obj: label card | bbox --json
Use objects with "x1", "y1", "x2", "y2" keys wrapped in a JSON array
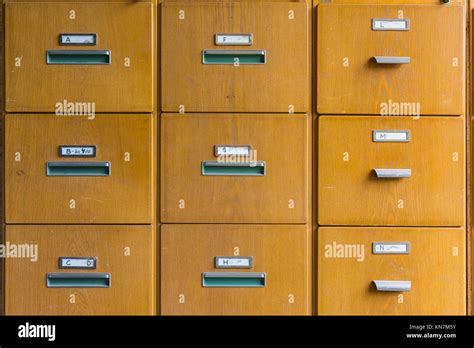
[
  {"x1": 59, "y1": 34, "x2": 97, "y2": 46},
  {"x1": 215, "y1": 257, "x2": 253, "y2": 269},
  {"x1": 59, "y1": 146, "x2": 96, "y2": 157},
  {"x1": 215, "y1": 34, "x2": 253, "y2": 46},
  {"x1": 372, "y1": 19, "x2": 410, "y2": 31},
  {"x1": 373, "y1": 242, "x2": 410, "y2": 255},
  {"x1": 59, "y1": 257, "x2": 97, "y2": 269},
  {"x1": 214, "y1": 145, "x2": 251, "y2": 157},
  {"x1": 373, "y1": 130, "x2": 410, "y2": 143}
]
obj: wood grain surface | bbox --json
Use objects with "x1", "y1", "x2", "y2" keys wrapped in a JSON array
[
  {"x1": 318, "y1": 226, "x2": 466, "y2": 315},
  {"x1": 161, "y1": 113, "x2": 310, "y2": 223},
  {"x1": 319, "y1": 115, "x2": 466, "y2": 226},
  {"x1": 317, "y1": 3, "x2": 465, "y2": 115},
  {"x1": 5, "y1": 1, "x2": 154, "y2": 112},
  {"x1": 161, "y1": 1, "x2": 309, "y2": 112},
  {"x1": 5, "y1": 224, "x2": 156, "y2": 315},
  {"x1": 5, "y1": 114, "x2": 154, "y2": 224},
  {"x1": 161, "y1": 224, "x2": 311, "y2": 315}
]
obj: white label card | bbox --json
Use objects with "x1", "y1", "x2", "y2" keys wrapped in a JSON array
[
  {"x1": 59, "y1": 34, "x2": 97, "y2": 45},
  {"x1": 215, "y1": 145, "x2": 251, "y2": 157},
  {"x1": 59, "y1": 146, "x2": 96, "y2": 157},
  {"x1": 372, "y1": 19, "x2": 409, "y2": 31},
  {"x1": 59, "y1": 257, "x2": 96, "y2": 269},
  {"x1": 215, "y1": 257, "x2": 253, "y2": 269},
  {"x1": 373, "y1": 243, "x2": 410, "y2": 254},
  {"x1": 373, "y1": 131, "x2": 410, "y2": 142},
  {"x1": 215, "y1": 34, "x2": 253, "y2": 46}
]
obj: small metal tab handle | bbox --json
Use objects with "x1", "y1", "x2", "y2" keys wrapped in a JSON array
[
  {"x1": 373, "y1": 280, "x2": 411, "y2": 292},
  {"x1": 374, "y1": 168, "x2": 411, "y2": 178},
  {"x1": 202, "y1": 161, "x2": 266, "y2": 176},
  {"x1": 47, "y1": 273, "x2": 111, "y2": 288},
  {"x1": 202, "y1": 272, "x2": 266, "y2": 288},
  {"x1": 373, "y1": 56, "x2": 410, "y2": 64}
]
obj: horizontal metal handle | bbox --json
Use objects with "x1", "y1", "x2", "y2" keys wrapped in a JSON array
[
  {"x1": 46, "y1": 50, "x2": 111, "y2": 65},
  {"x1": 373, "y1": 280, "x2": 411, "y2": 292},
  {"x1": 202, "y1": 161, "x2": 266, "y2": 176},
  {"x1": 374, "y1": 168, "x2": 411, "y2": 178},
  {"x1": 202, "y1": 50, "x2": 266, "y2": 65},
  {"x1": 46, "y1": 162, "x2": 111, "y2": 176},
  {"x1": 373, "y1": 56, "x2": 410, "y2": 64},
  {"x1": 47, "y1": 273, "x2": 111, "y2": 288},
  {"x1": 202, "y1": 272, "x2": 266, "y2": 288}
]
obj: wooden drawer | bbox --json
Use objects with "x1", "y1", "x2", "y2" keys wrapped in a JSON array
[
  {"x1": 5, "y1": 114, "x2": 153, "y2": 224},
  {"x1": 161, "y1": 114, "x2": 309, "y2": 223},
  {"x1": 161, "y1": 224, "x2": 311, "y2": 315},
  {"x1": 319, "y1": 116, "x2": 465, "y2": 226},
  {"x1": 317, "y1": 3, "x2": 464, "y2": 115},
  {"x1": 318, "y1": 227, "x2": 466, "y2": 315},
  {"x1": 5, "y1": 225, "x2": 155, "y2": 315},
  {"x1": 161, "y1": 1, "x2": 309, "y2": 112},
  {"x1": 5, "y1": 1, "x2": 154, "y2": 112}
]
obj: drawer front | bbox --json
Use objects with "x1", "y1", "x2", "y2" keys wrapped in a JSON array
[
  {"x1": 161, "y1": 114, "x2": 309, "y2": 223},
  {"x1": 317, "y1": 4, "x2": 464, "y2": 115},
  {"x1": 5, "y1": 1, "x2": 154, "y2": 112},
  {"x1": 318, "y1": 227, "x2": 466, "y2": 315},
  {"x1": 161, "y1": 224, "x2": 310, "y2": 315},
  {"x1": 319, "y1": 116, "x2": 465, "y2": 226},
  {"x1": 5, "y1": 225, "x2": 155, "y2": 315},
  {"x1": 161, "y1": 2, "x2": 309, "y2": 112},
  {"x1": 5, "y1": 114, "x2": 153, "y2": 224}
]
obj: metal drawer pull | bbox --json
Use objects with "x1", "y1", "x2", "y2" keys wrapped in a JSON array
[
  {"x1": 373, "y1": 56, "x2": 410, "y2": 64},
  {"x1": 47, "y1": 273, "x2": 111, "y2": 288},
  {"x1": 373, "y1": 280, "x2": 411, "y2": 292},
  {"x1": 202, "y1": 50, "x2": 266, "y2": 65},
  {"x1": 47, "y1": 162, "x2": 111, "y2": 177},
  {"x1": 374, "y1": 168, "x2": 411, "y2": 178},
  {"x1": 202, "y1": 272, "x2": 266, "y2": 288},
  {"x1": 202, "y1": 161, "x2": 266, "y2": 176},
  {"x1": 47, "y1": 50, "x2": 111, "y2": 65}
]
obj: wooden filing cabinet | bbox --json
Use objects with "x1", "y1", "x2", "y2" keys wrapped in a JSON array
[
  {"x1": 161, "y1": 114, "x2": 309, "y2": 223},
  {"x1": 317, "y1": 3, "x2": 465, "y2": 115},
  {"x1": 316, "y1": 0, "x2": 467, "y2": 317},
  {"x1": 5, "y1": 225, "x2": 155, "y2": 315},
  {"x1": 161, "y1": 1, "x2": 309, "y2": 112},
  {"x1": 318, "y1": 116, "x2": 465, "y2": 226},
  {"x1": 5, "y1": 0, "x2": 154, "y2": 112},
  {"x1": 1, "y1": 0, "x2": 158, "y2": 317},
  {"x1": 161, "y1": 224, "x2": 311, "y2": 315},
  {"x1": 318, "y1": 227, "x2": 466, "y2": 315},
  {"x1": 5, "y1": 114, "x2": 154, "y2": 224}
]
